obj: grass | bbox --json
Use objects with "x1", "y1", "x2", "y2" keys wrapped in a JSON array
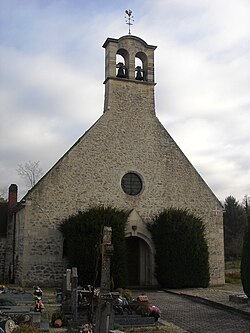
[
  {"x1": 225, "y1": 260, "x2": 242, "y2": 286},
  {"x1": 225, "y1": 260, "x2": 241, "y2": 270},
  {"x1": 225, "y1": 271, "x2": 242, "y2": 285}
]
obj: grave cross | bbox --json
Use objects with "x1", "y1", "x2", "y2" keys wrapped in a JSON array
[
  {"x1": 95, "y1": 226, "x2": 114, "y2": 333},
  {"x1": 100, "y1": 226, "x2": 114, "y2": 293}
]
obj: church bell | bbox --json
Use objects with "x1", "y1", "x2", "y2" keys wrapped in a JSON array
[
  {"x1": 135, "y1": 66, "x2": 144, "y2": 81},
  {"x1": 116, "y1": 62, "x2": 127, "y2": 78}
]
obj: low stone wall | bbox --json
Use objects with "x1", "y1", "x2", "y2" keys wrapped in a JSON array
[{"x1": 229, "y1": 294, "x2": 248, "y2": 304}]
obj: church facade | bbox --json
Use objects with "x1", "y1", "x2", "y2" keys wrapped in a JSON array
[{"x1": 3, "y1": 34, "x2": 225, "y2": 287}]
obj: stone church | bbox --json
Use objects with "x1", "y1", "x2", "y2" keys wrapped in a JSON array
[{"x1": 2, "y1": 33, "x2": 225, "y2": 287}]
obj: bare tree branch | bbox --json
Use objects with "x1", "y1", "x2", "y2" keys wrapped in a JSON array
[
  {"x1": 242, "y1": 195, "x2": 250, "y2": 216},
  {"x1": 17, "y1": 161, "x2": 43, "y2": 187},
  {"x1": 0, "y1": 188, "x2": 7, "y2": 202}
]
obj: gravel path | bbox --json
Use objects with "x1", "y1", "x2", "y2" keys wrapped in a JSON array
[{"x1": 140, "y1": 289, "x2": 250, "y2": 333}]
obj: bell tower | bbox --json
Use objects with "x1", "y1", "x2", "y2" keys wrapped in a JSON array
[{"x1": 102, "y1": 35, "x2": 157, "y2": 115}]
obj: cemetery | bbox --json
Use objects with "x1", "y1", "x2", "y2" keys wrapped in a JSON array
[
  {"x1": 1, "y1": 226, "x2": 249, "y2": 332},
  {"x1": 0, "y1": 227, "x2": 163, "y2": 333}
]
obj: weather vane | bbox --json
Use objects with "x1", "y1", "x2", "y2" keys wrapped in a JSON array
[{"x1": 125, "y1": 9, "x2": 134, "y2": 35}]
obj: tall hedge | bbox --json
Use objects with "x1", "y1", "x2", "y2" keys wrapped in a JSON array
[
  {"x1": 148, "y1": 208, "x2": 210, "y2": 288},
  {"x1": 59, "y1": 206, "x2": 128, "y2": 288},
  {"x1": 241, "y1": 219, "x2": 250, "y2": 298}
]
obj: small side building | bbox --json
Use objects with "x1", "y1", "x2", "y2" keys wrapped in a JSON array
[
  {"x1": 0, "y1": 201, "x2": 8, "y2": 282},
  {"x1": 0, "y1": 184, "x2": 18, "y2": 283}
]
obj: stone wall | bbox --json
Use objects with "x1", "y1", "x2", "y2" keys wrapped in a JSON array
[{"x1": 11, "y1": 78, "x2": 224, "y2": 286}]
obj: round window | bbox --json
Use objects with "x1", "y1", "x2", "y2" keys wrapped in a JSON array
[{"x1": 121, "y1": 172, "x2": 142, "y2": 196}]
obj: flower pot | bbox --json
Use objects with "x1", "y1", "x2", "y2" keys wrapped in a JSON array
[{"x1": 54, "y1": 319, "x2": 62, "y2": 328}]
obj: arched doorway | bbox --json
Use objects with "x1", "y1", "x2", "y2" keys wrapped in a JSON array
[{"x1": 126, "y1": 236, "x2": 151, "y2": 287}]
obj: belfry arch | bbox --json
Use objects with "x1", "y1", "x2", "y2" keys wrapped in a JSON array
[
  {"x1": 116, "y1": 49, "x2": 129, "y2": 78},
  {"x1": 135, "y1": 52, "x2": 148, "y2": 81},
  {"x1": 103, "y1": 35, "x2": 156, "y2": 83}
]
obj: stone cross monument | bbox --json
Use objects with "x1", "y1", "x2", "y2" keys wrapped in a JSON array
[{"x1": 95, "y1": 226, "x2": 114, "y2": 333}]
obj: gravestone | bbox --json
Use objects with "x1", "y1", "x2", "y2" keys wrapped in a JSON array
[
  {"x1": 66, "y1": 268, "x2": 72, "y2": 291},
  {"x1": 95, "y1": 226, "x2": 114, "y2": 333},
  {"x1": 71, "y1": 267, "x2": 78, "y2": 322},
  {"x1": 61, "y1": 267, "x2": 80, "y2": 321}
]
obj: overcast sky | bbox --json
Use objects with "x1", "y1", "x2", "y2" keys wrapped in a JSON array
[{"x1": 0, "y1": 0, "x2": 249, "y2": 203}]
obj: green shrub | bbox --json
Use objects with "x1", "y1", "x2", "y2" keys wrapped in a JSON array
[
  {"x1": 148, "y1": 208, "x2": 210, "y2": 288},
  {"x1": 113, "y1": 323, "x2": 122, "y2": 330},
  {"x1": 241, "y1": 220, "x2": 250, "y2": 297},
  {"x1": 60, "y1": 206, "x2": 128, "y2": 288},
  {"x1": 122, "y1": 289, "x2": 133, "y2": 301},
  {"x1": 116, "y1": 288, "x2": 133, "y2": 300}
]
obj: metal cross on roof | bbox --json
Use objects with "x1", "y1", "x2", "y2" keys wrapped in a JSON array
[{"x1": 125, "y1": 9, "x2": 134, "y2": 35}]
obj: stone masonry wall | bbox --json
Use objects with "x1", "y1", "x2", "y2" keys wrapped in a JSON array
[{"x1": 12, "y1": 77, "x2": 225, "y2": 287}]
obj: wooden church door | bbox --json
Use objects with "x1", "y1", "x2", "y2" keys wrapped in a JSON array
[
  {"x1": 126, "y1": 236, "x2": 151, "y2": 286},
  {"x1": 126, "y1": 236, "x2": 140, "y2": 286}
]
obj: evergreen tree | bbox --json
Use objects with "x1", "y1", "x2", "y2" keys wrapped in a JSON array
[
  {"x1": 148, "y1": 208, "x2": 209, "y2": 288},
  {"x1": 242, "y1": 195, "x2": 250, "y2": 221},
  {"x1": 60, "y1": 206, "x2": 128, "y2": 288},
  {"x1": 241, "y1": 219, "x2": 250, "y2": 298},
  {"x1": 223, "y1": 196, "x2": 247, "y2": 260}
]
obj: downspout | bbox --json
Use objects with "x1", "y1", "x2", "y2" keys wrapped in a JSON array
[{"x1": 12, "y1": 211, "x2": 16, "y2": 283}]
